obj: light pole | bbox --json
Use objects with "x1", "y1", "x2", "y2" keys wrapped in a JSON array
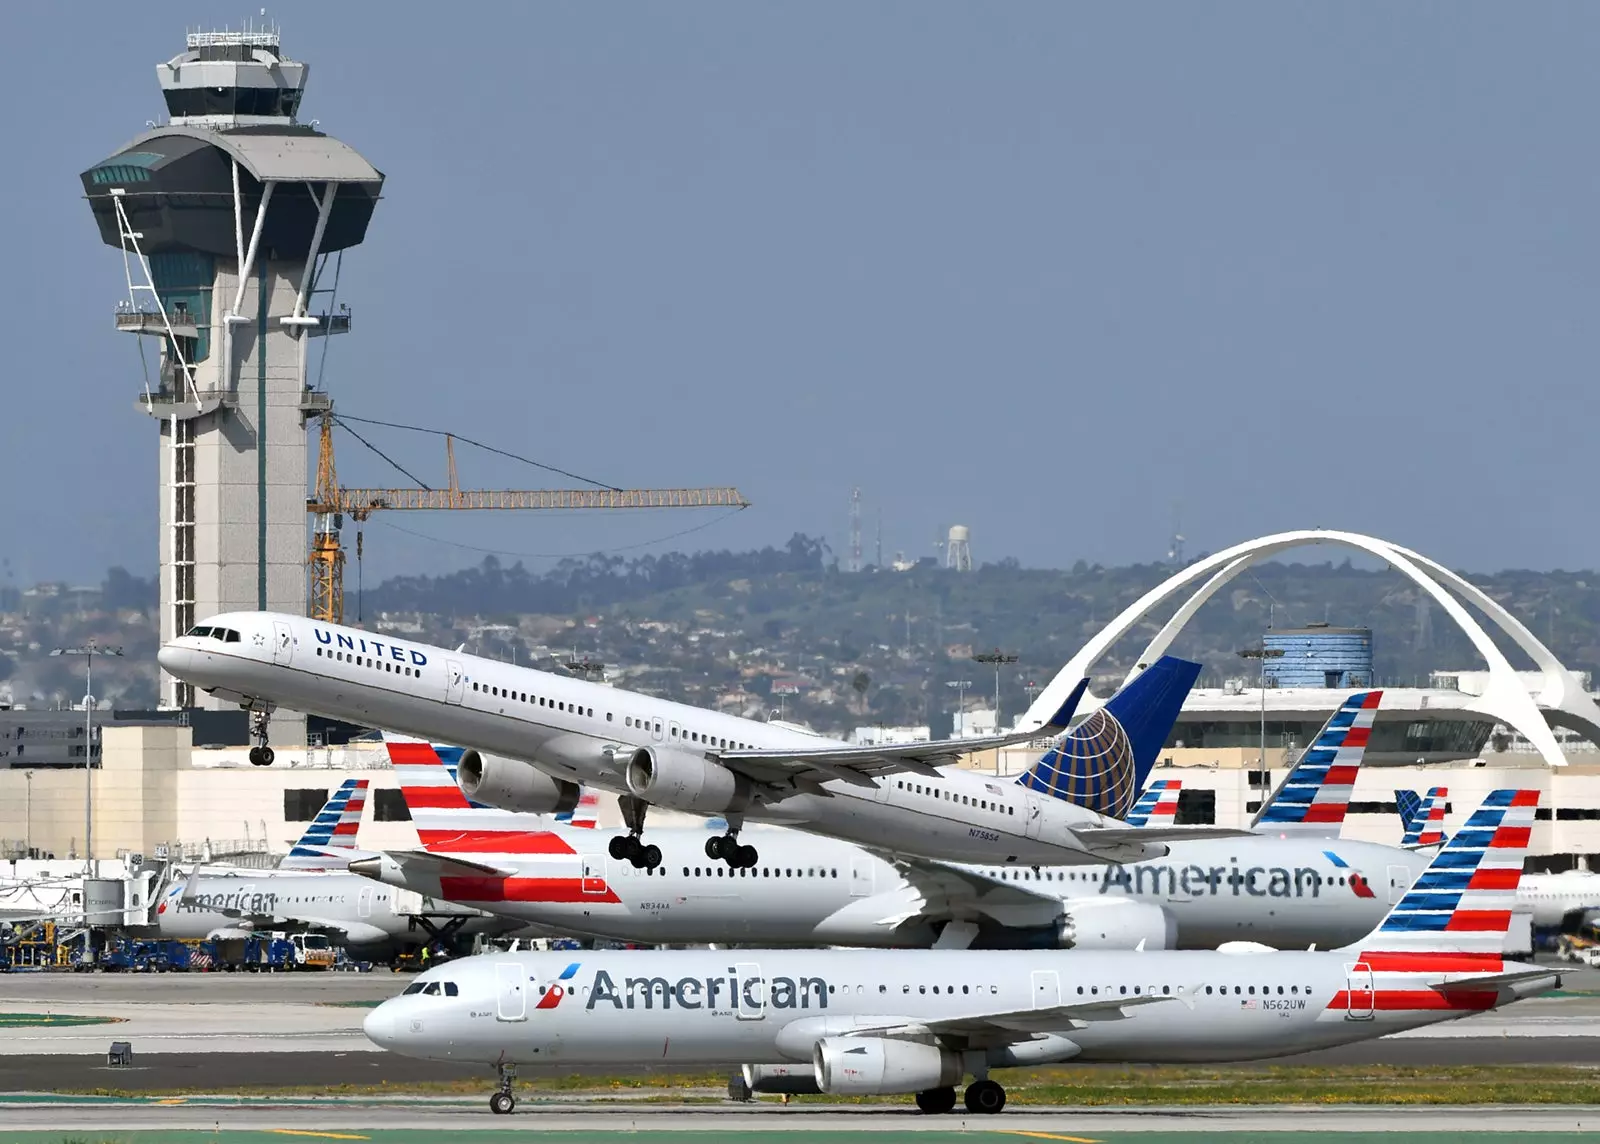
[
  {"x1": 1237, "y1": 644, "x2": 1285, "y2": 805},
  {"x1": 50, "y1": 642, "x2": 123, "y2": 866},
  {"x1": 971, "y1": 649, "x2": 1018, "y2": 732},
  {"x1": 23, "y1": 769, "x2": 32, "y2": 857},
  {"x1": 945, "y1": 679, "x2": 973, "y2": 738}
]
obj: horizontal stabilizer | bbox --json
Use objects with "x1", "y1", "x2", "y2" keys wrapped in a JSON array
[{"x1": 379, "y1": 849, "x2": 516, "y2": 879}]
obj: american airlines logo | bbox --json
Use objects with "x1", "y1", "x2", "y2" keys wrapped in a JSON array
[
  {"x1": 577, "y1": 967, "x2": 831, "y2": 1013},
  {"x1": 313, "y1": 628, "x2": 429, "y2": 667},
  {"x1": 1097, "y1": 860, "x2": 1372, "y2": 900}
]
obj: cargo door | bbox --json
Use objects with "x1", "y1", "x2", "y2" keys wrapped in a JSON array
[
  {"x1": 495, "y1": 962, "x2": 527, "y2": 1022},
  {"x1": 272, "y1": 621, "x2": 294, "y2": 665},
  {"x1": 445, "y1": 661, "x2": 465, "y2": 705},
  {"x1": 735, "y1": 960, "x2": 765, "y2": 1021}
]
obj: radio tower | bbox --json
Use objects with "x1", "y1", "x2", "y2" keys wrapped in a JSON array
[{"x1": 848, "y1": 487, "x2": 862, "y2": 573}]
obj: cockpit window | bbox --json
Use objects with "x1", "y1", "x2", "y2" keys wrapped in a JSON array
[
  {"x1": 224, "y1": 629, "x2": 241, "y2": 643},
  {"x1": 422, "y1": 981, "x2": 441, "y2": 996},
  {"x1": 401, "y1": 983, "x2": 425, "y2": 995},
  {"x1": 187, "y1": 626, "x2": 213, "y2": 638},
  {"x1": 185, "y1": 626, "x2": 241, "y2": 643},
  {"x1": 444, "y1": 982, "x2": 459, "y2": 997}
]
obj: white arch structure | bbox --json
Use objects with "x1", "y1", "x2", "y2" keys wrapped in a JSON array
[{"x1": 1020, "y1": 529, "x2": 1600, "y2": 769}]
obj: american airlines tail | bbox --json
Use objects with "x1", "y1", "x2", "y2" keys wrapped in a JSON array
[
  {"x1": 384, "y1": 737, "x2": 587, "y2": 848},
  {"x1": 1124, "y1": 779, "x2": 1181, "y2": 828},
  {"x1": 1015, "y1": 656, "x2": 1201, "y2": 819},
  {"x1": 1251, "y1": 691, "x2": 1382, "y2": 839},
  {"x1": 277, "y1": 778, "x2": 370, "y2": 870},
  {"x1": 1397, "y1": 786, "x2": 1449, "y2": 847},
  {"x1": 1342, "y1": 788, "x2": 1537, "y2": 958}
]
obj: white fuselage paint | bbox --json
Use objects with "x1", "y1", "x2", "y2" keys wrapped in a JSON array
[
  {"x1": 1521, "y1": 869, "x2": 1600, "y2": 928},
  {"x1": 361, "y1": 823, "x2": 1431, "y2": 951},
  {"x1": 159, "y1": 614, "x2": 1151, "y2": 867},
  {"x1": 364, "y1": 947, "x2": 1544, "y2": 1070}
]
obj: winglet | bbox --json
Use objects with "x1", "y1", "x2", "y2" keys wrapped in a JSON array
[{"x1": 1042, "y1": 678, "x2": 1090, "y2": 732}]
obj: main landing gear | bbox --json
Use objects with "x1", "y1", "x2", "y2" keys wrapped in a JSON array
[
  {"x1": 913, "y1": 1080, "x2": 1006, "y2": 1115},
  {"x1": 705, "y1": 831, "x2": 758, "y2": 870},
  {"x1": 246, "y1": 705, "x2": 275, "y2": 767},
  {"x1": 609, "y1": 796, "x2": 662, "y2": 870},
  {"x1": 489, "y1": 1063, "x2": 516, "y2": 1114}
]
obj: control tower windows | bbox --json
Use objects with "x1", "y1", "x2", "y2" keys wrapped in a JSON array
[{"x1": 163, "y1": 86, "x2": 302, "y2": 120}]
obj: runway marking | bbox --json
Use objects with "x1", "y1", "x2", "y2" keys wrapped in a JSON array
[
  {"x1": 1006, "y1": 1133, "x2": 1104, "y2": 1143},
  {"x1": 268, "y1": 1132, "x2": 370, "y2": 1141}
]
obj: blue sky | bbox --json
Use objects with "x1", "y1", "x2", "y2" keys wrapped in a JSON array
[{"x1": 4, "y1": 3, "x2": 1595, "y2": 584}]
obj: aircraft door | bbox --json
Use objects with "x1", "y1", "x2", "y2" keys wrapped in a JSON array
[
  {"x1": 849, "y1": 857, "x2": 873, "y2": 897},
  {"x1": 271, "y1": 621, "x2": 294, "y2": 665},
  {"x1": 582, "y1": 855, "x2": 607, "y2": 895},
  {"x1": 358, "y1": 886, "x2": 373, "y2": 918},
  {"x1": 1031, "y1": 969, "x2": 1061, "y2": 1008},
  {"x1": 1023, "y1": 791, "x2": 1044, "y2": 841},
  {"x1": 445, "y1": 661, "x2": 465, "y2": 705},
  {"x1": 735, "y1": 960, "x2": 765, "y2": 1021},
  {"x1": 495, "y1": 962, "x2": 528, "y2": 1022},
  {"x1": 1387, "y1": 865, "x2": 1410, "y2": 904},
  {"x1": 651, "y1": 718, "x2": 665, "y2": 743},
  {"x1": 1343, "y1": 961, "x2": 1374, "y2": 1021}
]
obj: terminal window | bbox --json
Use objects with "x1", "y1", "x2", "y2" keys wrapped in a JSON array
[
  {"x1": 284, "y1": 788, "x2": 330, "y2": 821},
  {"x1": 373, "y1": 789, "x2": 410, "y2": 822},
  {"x1": 1174, "y1": 789, "x2": 1215, "y2": 825}
]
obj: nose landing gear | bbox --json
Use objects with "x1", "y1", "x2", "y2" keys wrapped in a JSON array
[
  {"x1": 489, "y1": 1063, "x2": 516, "y2": 1114},
  {"x1": 246, "y1": 705, "x2": 275, "y2": 767}
]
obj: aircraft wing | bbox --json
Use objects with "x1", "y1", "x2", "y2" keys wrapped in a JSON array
[
  {"x1": 1074, "y1": 825, "x2": 1256, "y2": 848},
  {"x1": 848, "y1": 994, "x2": 1180, "y2": 1047},
  {"x1": 375, "y1": 849, "x2": 518, "y2": 879},
  {"x1": 712, "y1": 681, "x2": 1088, "y2": 787},
  {"x1": 868, "y1": 855, "x2": 1063, "y2": 927}
]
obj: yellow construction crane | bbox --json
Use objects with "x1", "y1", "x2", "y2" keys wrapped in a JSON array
[{"x1": 307, "y1": 413, "x2": 749, "y2": 624}]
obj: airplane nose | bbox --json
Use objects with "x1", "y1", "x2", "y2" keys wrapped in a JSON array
[
  {"x1": 363, "y1": 1005, "x2": 395, "y2": 1047},
  {"x1": 157, "y1": 644, "x2": 192, "y2": 676}
]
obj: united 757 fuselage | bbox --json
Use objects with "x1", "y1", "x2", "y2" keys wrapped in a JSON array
[{"x1": 159, "y1": 613, "x2": 1182, "y2": 867}]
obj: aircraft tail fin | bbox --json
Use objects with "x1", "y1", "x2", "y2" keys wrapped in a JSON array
[
  {"x1": 1353, "y1": 788, "x2": 1536, "y2": 953},
  {"x1": 279, "y1": 778, "x2": 369, "y2": 869},
  {"x1": 1124, "y1": 779, "x2": 1182, "y2": 828},
  {"x1": 1400, "y1": 786, "x2": 1449, "y2": 846},
  {"x1": 382, "y1": 732, "x2": 581, "y2": 849},
  {"x1": 1252, "y1": 691, "x2": 1381, "y2": 838},
  {"x1": 1015, "y1": 656, "x2": 1201, "y2": 819}
]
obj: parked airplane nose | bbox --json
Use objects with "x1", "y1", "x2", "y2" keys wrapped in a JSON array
[
  {"x1": 156, "y1": 644, "x2": 192, "y2": 677},
  {"x1": 363, "y1": 1005, "x2": 395, "y2": 1048}
]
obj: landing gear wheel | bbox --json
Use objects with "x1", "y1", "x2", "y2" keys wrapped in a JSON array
[
  {"x1": 609, "y1": 835, "x2": 633, "y2": 861},
  {"x1": 705, "y1": 835, "x2": 724, "y2": 861},
  {"x1": 258, "y1": 746, "x2": 274, "y2": 766},
  {"x1": 489, "y1": 1091, "x2": 515, "y2": 1115},
  {"x1": 640, "y1": 843, "x2": 662, "y2": 870},
  {"x1": 248, "y1": 747, "x2": 263, "y2": 766},
  {"x1": 963, "y1": 1079, "x2": 1006, "y2": 1115},
  {"x1": 727, "y1": 1073, "x2": 753, "y2": 1103},
  {"x1": 915, "y1": 1086, "x2": 957, "y2": 1114},
  {"x1": 735, "y1": 844, "x2": 759, "y2": 869}
]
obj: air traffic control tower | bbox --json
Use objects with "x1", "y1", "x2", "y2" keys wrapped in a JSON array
[{"x1": 81, "y1": 27, "x2": 383, "y2": 709}]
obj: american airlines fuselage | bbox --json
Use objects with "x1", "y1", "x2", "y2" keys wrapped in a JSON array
[
  {"x1": 355, "y1": 823, "x2": 1431, "y2": 951},
  {"x1": 158, "y1": 614, "x2": 1156, "y2": 867}
]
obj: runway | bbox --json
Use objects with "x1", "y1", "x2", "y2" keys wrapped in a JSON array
[{"x1": 2, "y1": 1097, "x2": 1599, "y2": 1139}]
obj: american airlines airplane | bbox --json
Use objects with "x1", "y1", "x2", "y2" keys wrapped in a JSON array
[
  {"x1": 158, "y1": 614, "x2": 1230, "y2": 871},
  {"x1": 353, "y1": 693, "x2": 1434, "y2": 952},
  {"x1": 362, "y1": 789, "x2": 1556, "y2": 1116}
]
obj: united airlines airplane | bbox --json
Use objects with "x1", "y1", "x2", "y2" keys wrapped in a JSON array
[
  {"x1": 363, "y1": 789, "x2": 1557, "y2": 1116},
  {"x1": 158, "y1": 614, "x2": 1232, "y2": 871}
]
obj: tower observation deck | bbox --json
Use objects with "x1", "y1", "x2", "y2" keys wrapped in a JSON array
[{"x1": 81, "y1": 26, "x2": 383, "y2": 709}]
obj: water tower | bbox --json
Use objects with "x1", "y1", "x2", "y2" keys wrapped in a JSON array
[
  {"x1": 945, "y1": 525, "x2": 973, "y2": 572},
  {"x1": 81, "y1": 25, "x2": 383, "y2": 710}
]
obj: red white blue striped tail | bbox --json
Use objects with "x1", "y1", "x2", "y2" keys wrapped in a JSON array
[
  {"x1": 384, "y1": 735, "x2": 582, "y2": 852},
  {"x1": 1252, "y1": 691, "x2": 1381, "y2": 838},
  {"x1": 279, "y1": 778, "x2": 369, "y2": 869},
  {"x1": 1125, "y1": 779, "x2": 1181, "y2": 828},
  {"x1": 1362, "y1": 788, "x2": 1536, "y2": 953},
  {"x1": 1400, "y1": 786, "x2": 1448, "y2": 847}
]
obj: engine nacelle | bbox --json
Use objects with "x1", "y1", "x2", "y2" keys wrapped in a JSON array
[
  {"x1": 458, "y1": 749, "x2": 582, "y2": 816},
  {"x1": 1058, "y1": 898, "x2": 1176, "y2": 950},
  {"x1": 624, "y1": 746, "x2": 750, "y2": 815},
  {"x1": 742, "y1": 1063, "x2": 822, "y2": 1095},
  {"x1": 812, "y1": 1036, "x2": 963, "y2": 1096}
]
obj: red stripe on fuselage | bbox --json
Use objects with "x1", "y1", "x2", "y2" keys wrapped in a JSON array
[
  {"x1": 417, "y1": 830, "x2": 576, "y2": 854},
  {"x1": 1326, "y1": 989, "x2": 1499, "y2": 1012},
  {"x1": 438, "y1": 875, "x2": 621, "y2": 905}
]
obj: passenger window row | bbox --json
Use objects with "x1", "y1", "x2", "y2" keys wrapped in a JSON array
[
  {"x1": 623, "y1": 714, "x2": 750, "y2": 751},
  {"x1": 895, "y1": 779, "x2": 1015, "y2": 816},
  {"x1": 316, "y1": 646, "x2": 422, "y2": 679},
  {"x1": 473, "y1": 682, "x2": 594, "y2": 720}
]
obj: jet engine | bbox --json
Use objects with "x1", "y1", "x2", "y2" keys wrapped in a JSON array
[
  {"x1": 1058, "y1": 899, "x2": 1176, "y2": 950},
  {"x1": 457, "y1": 749, "x2": 582, "y2": 816},
  {"x1": 812, "y1": 1036, "x2": 963, "y2": 1096},
  {"x1": 624, "y1": 746, "x2": 750, "y2": 815}
]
